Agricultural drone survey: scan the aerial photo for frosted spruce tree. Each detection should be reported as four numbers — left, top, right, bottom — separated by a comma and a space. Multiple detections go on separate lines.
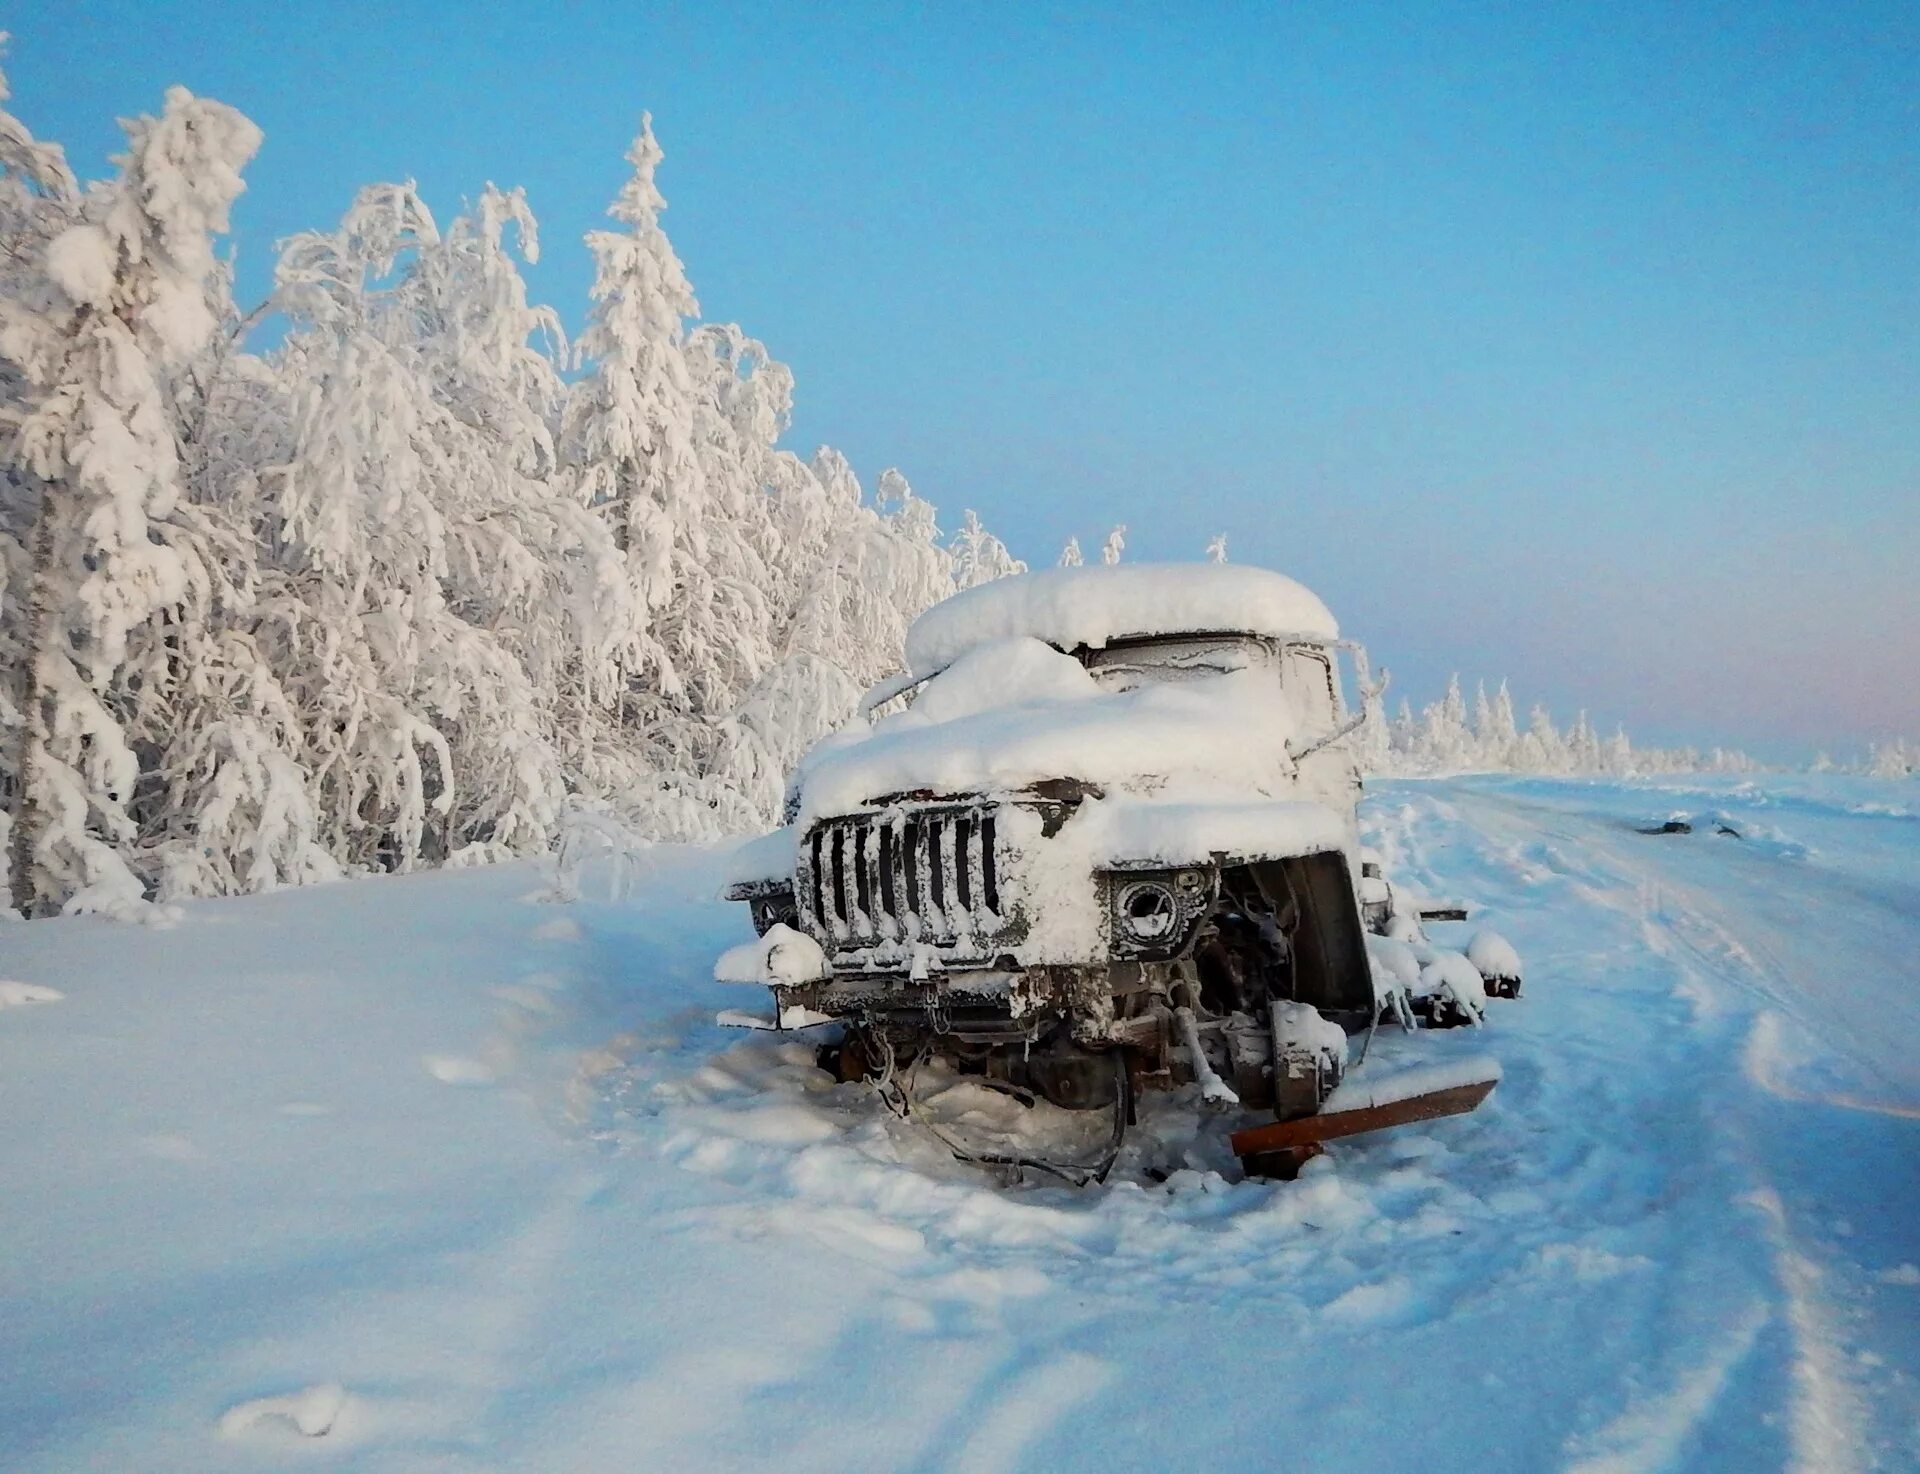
561, 117, 796, 838
1567, 710, 1601, 772
949, 507, 1026, 590
1517, 704, 1568, 773
1408, 675, 1466, 770
1488, 681, 1520, 765
562, 117, 704, 738
1, 82, 287, 914
675, 321, 779, 733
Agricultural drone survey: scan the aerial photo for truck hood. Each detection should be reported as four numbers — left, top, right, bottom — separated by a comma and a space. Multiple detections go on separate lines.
791, 637, 1305, 828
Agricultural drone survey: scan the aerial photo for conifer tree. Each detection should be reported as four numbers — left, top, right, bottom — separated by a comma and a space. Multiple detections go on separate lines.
950, 508, 1026, 589
3, 83, 266, 913
562, 114, 703, 725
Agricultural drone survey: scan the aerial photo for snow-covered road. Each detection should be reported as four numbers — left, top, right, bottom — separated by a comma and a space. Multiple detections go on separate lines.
1, 776, 1915, 1472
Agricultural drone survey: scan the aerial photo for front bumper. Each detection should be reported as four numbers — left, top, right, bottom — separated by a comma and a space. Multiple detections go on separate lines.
770, 960, 1136, 1045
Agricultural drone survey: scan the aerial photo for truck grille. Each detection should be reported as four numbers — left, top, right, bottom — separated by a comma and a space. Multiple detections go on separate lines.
804, 806, 1009, 952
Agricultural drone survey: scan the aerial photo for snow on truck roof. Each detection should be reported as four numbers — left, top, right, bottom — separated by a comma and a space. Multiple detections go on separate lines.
904, 563, 1340, 676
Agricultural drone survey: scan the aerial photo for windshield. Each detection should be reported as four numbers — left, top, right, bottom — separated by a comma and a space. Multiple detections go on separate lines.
1081, 635, 1274, 691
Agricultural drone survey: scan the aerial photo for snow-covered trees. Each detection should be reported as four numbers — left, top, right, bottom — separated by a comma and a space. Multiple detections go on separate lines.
563, 115, 701, 630
733, 453, 955, 804
556, 121, 984, 838
0, 69, 1032, 911
1, 81, 279, 914
263, 178, 647, 874
1363, 670, 1759, 779
1349, 645, 1392, 773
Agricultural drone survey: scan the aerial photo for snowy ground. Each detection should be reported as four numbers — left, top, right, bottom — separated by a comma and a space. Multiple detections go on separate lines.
2, 775, 1916, 1473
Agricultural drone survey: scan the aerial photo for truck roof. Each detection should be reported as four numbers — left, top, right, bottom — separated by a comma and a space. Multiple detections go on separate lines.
904, 563, 1340, 676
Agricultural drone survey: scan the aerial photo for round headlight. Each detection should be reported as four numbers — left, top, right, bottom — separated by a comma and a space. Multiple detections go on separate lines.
752, 895, 798, 936
1117, 880, 1179, 942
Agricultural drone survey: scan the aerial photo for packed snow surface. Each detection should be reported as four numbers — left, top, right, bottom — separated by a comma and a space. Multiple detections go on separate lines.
2, 773, 1917, 1473
903, 562, 1340, 676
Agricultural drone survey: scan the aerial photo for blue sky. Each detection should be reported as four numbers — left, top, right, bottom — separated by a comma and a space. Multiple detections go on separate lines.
14, 2, 1917, 755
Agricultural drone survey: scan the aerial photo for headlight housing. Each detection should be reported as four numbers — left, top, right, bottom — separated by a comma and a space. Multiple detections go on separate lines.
1116, 880, 1179, 942
749, 888, 798, 937
1108, 867, 1213, 957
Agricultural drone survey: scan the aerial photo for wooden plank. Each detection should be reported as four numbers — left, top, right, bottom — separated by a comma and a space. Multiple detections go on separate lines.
1229, 1077, 1498, 1157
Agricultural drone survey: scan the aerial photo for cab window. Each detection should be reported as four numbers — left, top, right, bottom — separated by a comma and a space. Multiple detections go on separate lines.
1282, 647, 1337, 729
1083, 635, 1274, 691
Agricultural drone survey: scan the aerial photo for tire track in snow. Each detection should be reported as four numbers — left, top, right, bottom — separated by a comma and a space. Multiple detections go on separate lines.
1366, 787, 1797, 1471
1743, 1014, 1920, 1122
1418, 781, 1884, 1474
1560, 1303, 1770, 1474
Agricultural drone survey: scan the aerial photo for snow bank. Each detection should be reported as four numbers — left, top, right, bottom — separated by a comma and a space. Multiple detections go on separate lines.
0, 982, 65, 1009
904, 563, 1340, 676
216, 1382, 349, 1441
6, 777, 1919, 1471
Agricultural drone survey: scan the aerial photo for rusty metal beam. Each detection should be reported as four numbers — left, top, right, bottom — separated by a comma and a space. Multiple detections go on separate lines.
1229, 1077, 1497, 1158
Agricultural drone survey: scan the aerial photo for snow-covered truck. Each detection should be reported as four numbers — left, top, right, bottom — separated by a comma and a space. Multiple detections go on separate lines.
719, 564, 1516, 1178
